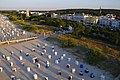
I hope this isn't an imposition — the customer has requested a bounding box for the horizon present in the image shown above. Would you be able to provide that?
[0,0,120,10]
[0,8,120,11]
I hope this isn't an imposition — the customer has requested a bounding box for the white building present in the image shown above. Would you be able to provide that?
[84,16,98,24]
[99,17,113,26]
[99,14,116,27]
[60,14,73,20]
[72,13,89,22]
[51,13,90,22]
[30,12,45,16]
[51,13,58,18]
[26,9,30,17]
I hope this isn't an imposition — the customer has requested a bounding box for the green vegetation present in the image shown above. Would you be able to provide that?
[72,23,85,37]
[62,38,78,47]
[46,34,120,77]
[0,11,54,35]
[1,10,119,46]
[1,10,120,77]
[86,48,106,65]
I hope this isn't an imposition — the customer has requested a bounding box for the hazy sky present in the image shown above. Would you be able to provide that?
[0,0,120,10]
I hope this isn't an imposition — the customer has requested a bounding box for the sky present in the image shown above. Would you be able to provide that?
[0,0,120,10]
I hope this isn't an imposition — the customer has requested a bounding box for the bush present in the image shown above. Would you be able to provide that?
[86,48,106,65]
[62,38,78,47]
[27,25,39,32]
[9,15,18,21]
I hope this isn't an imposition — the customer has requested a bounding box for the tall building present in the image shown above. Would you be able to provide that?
[26,9,30,17]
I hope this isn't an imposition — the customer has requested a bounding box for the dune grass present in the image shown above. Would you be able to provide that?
[46,34,120,77]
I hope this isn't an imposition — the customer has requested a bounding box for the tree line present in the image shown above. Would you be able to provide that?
[0,10,120,45]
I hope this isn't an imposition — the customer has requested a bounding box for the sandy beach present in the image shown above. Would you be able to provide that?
[0,37,114,80]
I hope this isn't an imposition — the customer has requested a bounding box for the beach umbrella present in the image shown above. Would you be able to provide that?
[44,76,48,80]
[57,71,62,75]
[84,68,89,73]
[46,61,49,65]
[33,74,38,80]
[62,54,66,57]
[21,62,25,66]
[52,49,55,52]
[41,52,45,56]
[90,73,95,78]
[43,49,46,53]
[54,51,57,56]
[2,55,6,58]
[71,68,76,73]
[32,48,35,52]
[20,50,23,53]
[0,67,3,72]
[55,60,59,64]
[10,75,15,80]
[68,58,71,62]
[52,46,54,49]
[32,57,39,63]
[11,51,14,55]
[37,63,41,68]
[42,46,45,49]
[60,56,63,60]
[26,53,29,56]
[79,71,83,76]
[48,55,52,59]
[67,64,70,68]
[27,67,31,72]
[68,75,72,80]
[75,61,79,66]
[37,44,40,47]
[80,64,83,68]
[6,56,10,61]
[100,74,105,80]
[12,68,17,72]
[10,62,14,66]
[19,56,23,60]
[45,43,48,46]
[46,64,49,68]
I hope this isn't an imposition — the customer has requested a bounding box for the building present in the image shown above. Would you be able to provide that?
[99,14,116,27]
[111,20,120,29]
[72,13,89,22]
[84,16,98,24]
[26,9,30,17]
[51,13,59,18]
[30,12,45,16]
[99,17,112,27]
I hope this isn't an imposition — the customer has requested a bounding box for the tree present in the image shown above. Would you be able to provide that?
[72,23,85,37]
